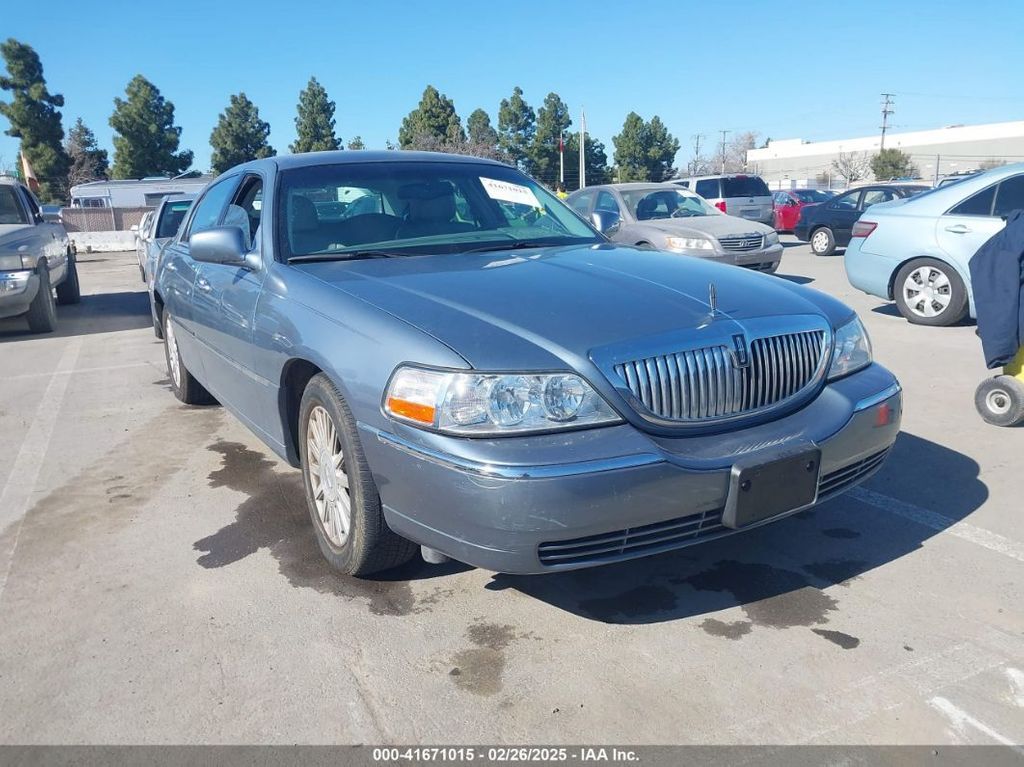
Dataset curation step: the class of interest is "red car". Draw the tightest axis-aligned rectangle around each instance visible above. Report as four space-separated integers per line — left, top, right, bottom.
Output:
772 189 835 232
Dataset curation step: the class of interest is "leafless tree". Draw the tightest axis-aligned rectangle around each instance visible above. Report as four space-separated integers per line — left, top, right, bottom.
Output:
718 131 760 173
831 151 871 184
401 131 509 163
979 158 1007 171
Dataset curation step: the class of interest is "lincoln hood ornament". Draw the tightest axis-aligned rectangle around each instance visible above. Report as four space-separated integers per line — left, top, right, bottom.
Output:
708 282 718 315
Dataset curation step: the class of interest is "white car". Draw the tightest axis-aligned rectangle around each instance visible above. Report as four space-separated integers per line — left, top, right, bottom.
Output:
844 163 1024 326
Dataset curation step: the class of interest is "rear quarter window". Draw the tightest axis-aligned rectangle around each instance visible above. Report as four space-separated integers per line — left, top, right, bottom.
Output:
694 179 720 199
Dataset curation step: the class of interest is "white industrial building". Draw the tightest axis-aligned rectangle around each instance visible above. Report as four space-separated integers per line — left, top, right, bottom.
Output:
747 120 1024 189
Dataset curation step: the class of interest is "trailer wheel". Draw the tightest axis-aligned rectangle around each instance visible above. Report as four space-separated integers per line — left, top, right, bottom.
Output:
974 376 1024 427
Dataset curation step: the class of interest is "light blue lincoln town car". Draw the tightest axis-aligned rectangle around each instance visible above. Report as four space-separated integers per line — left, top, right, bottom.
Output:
154 151 902 576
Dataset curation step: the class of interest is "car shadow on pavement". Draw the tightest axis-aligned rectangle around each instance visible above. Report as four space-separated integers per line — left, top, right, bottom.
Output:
486 431 986 630
0 290 153 341
870 303 977 327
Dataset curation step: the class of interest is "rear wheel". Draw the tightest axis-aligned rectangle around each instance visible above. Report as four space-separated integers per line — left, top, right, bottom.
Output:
25 266 57 333
55 252 81 305
299 373 418 576
893 258 967 326
810 227 835 256
163 310 217 405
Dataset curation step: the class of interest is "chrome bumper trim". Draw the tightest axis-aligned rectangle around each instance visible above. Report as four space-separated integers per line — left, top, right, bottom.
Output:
853 381 902 412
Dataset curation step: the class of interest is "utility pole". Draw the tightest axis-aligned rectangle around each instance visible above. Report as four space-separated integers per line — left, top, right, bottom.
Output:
719 130 730 174
690 134 704 176
880 93 895 150
579 108 587 189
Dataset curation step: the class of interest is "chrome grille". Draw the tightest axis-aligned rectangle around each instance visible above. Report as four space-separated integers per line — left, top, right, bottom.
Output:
718 234 764 252
612 329 828 423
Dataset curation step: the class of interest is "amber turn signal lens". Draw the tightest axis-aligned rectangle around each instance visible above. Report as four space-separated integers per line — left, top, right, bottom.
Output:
386 397 436 425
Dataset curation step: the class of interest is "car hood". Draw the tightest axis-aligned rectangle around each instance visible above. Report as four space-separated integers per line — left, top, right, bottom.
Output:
0 223 33 245
634 215 773 239
0 224 35 267
298 243 849 370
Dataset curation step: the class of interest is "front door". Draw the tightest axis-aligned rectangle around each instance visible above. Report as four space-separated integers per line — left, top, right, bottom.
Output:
825 189 863 246
935 177 1020 275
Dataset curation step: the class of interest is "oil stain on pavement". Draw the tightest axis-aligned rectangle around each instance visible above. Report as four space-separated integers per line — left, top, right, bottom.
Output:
448 622 519 696
193 439 434 617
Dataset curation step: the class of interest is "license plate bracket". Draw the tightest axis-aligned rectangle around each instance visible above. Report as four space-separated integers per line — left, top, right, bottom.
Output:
722 445 821 529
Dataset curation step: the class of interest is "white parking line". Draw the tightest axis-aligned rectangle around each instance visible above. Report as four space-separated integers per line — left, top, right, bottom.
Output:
849 487 1024 564
0 337 83 604
1008 668 1024 708
929 696 1024 753
0 361 151 382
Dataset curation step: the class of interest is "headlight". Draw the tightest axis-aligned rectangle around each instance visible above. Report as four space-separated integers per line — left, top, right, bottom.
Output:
0 270 32 295
384 366 621 435
828 317 872 380
764 231 780 245
666 236 714 251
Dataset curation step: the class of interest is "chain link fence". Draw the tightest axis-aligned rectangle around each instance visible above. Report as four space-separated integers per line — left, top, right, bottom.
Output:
60 206 152 232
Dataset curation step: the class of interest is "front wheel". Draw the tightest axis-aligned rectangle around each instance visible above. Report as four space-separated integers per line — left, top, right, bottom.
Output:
810 227 835 256
25 266 57 333
893 258 968 326
299 374 418 576
975 376 1024 427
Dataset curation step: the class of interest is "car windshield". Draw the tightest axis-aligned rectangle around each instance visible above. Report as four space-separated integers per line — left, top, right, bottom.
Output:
277 161 600 259
722 176 770 197
156 201 193 239
793 190 832 203
620 188 718 220
0 186 29 225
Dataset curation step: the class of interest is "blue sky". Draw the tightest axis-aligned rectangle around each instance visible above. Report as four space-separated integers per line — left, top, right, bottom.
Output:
3 0 1023 175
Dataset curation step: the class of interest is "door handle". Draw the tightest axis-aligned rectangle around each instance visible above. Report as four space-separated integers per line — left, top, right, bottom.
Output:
945 224 971 234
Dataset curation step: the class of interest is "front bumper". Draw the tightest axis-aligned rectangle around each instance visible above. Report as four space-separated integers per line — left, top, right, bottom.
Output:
360 363 902 574
0 270 40 320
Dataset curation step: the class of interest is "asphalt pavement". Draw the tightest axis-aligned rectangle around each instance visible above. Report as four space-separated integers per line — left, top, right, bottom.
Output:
0 241 1021 745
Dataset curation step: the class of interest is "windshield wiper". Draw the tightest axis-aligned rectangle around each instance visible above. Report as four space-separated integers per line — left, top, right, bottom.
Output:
461 238 589 255
287 250 405 263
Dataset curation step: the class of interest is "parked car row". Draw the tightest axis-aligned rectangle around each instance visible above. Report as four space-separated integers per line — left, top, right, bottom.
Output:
0 176 80 333
148 150 902 578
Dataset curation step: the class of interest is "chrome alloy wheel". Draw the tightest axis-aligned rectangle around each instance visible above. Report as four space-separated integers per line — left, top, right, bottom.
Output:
165 314 181 389
902 266 952 318
306 405 351 546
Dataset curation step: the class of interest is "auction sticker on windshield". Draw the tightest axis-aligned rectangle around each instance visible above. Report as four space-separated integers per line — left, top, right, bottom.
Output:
480 177 541 208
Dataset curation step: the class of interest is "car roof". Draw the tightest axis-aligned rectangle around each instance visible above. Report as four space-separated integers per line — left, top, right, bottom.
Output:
675 173 765 181
233 150 511 174
0 176 22 187
571 182 692 194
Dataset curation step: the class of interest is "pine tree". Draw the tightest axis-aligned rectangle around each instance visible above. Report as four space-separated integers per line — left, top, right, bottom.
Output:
291 77 340 153
346 136 365 150
398 85 464 148
65 117 108 188
109 75 193 178
870 148 918 181
209 93 275 174
563 132 610 190
0 38 70 202
612 113 679 182
497 86 535 172
530 92 572 186
466 108 498 151
644 116 680 182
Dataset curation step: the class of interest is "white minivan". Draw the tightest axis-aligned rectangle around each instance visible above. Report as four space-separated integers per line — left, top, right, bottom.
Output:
672 174 774 225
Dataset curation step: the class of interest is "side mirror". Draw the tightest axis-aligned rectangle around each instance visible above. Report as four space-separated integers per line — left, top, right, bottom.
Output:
190 226 257 269
591 209 621 235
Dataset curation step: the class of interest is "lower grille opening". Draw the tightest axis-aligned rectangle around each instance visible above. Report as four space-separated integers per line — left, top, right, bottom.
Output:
536 447 892 567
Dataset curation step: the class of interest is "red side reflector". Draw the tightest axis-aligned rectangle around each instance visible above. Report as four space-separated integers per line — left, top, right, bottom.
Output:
715 200 727 213
875 403 893 427
851 221 877 238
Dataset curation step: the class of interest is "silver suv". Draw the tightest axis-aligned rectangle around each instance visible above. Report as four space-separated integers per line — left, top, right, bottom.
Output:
673 174 773 225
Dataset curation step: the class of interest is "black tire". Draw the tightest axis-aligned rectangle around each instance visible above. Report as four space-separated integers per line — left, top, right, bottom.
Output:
299 373 418 576
162 310 217 405
809 227 835 256
975 376 1024 427
55 252 81 305
25 266 57 333
893 258 968 327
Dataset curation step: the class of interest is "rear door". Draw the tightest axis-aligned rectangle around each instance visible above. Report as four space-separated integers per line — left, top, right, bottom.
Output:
722 176 772 222
936 175 1021 274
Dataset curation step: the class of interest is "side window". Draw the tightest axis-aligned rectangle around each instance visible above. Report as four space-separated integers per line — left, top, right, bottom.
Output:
595 191 620 214
695 179 719 199
0 186 30 224
568 190 594 216
185 177 239 241
949 186 996 217
19 187 40 221
225 176 264 248
830 191 860 210
993 176 1024 218
861 189 895 209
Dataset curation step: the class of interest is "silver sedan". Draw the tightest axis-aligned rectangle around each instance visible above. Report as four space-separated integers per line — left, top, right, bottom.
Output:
567 183 783 272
